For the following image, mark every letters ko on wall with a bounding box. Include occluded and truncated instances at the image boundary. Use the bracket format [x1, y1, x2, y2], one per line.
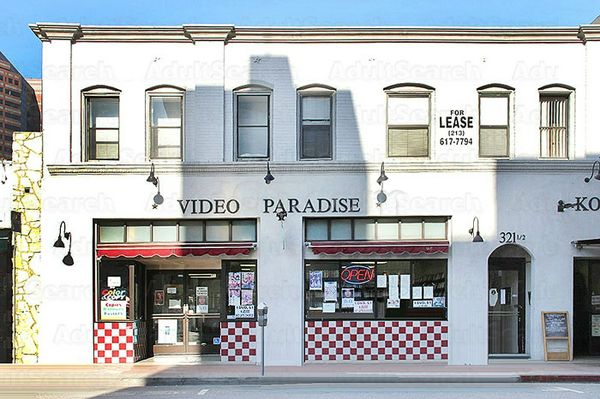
[178, 198, 361, 215]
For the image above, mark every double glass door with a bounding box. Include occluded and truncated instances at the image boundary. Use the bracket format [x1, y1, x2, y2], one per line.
[149, 270, 221, 355]
[488, 259, 526, 355]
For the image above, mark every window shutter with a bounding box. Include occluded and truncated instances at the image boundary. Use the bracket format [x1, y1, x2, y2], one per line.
[388, 128, 428, 157]
[480, 127, 508, 157]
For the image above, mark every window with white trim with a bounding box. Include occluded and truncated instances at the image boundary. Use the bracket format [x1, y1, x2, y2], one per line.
[539, 87, 571, 158]
[298, 86, 334, 159]
[478, 86, 512, 158]
[386, 85, 433, 157]
[83, 87, 120, 161]
[147, 86, 184, 160]
[235, 86, 271, 159]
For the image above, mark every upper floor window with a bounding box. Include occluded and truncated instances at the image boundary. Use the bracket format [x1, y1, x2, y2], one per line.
[147, 86, 184, 160]
[385, 84, 433, 158]
[235, 85, 271, 159]
[298, 85, 335, 160]
[83, 86, 120, 161]
[539, 84, 574, 159]
[478, 84, 513, 158]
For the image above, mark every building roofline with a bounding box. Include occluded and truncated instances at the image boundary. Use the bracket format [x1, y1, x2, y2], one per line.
[28, 23, 591, 44]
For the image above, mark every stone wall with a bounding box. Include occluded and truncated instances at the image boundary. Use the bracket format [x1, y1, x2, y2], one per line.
[12, 131, 42, 364]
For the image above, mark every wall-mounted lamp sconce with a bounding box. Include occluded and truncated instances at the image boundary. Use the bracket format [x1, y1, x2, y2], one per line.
[276, 209, 288, 250]
[147, 163, 163, 209]
[557, 199, 576, 212]
[264, 162, 275, 184]
[585, 160, 600, 183]
[376, 162, 388, 206]
[146, 163, 158, 185]
[153, 177, 164, 209]
[276, 209, 288, 222]
[53, 221, 74, 266]
[469, 217, 484, 243]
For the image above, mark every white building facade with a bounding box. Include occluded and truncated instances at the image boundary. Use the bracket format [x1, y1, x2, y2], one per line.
[29, 21, 600, 365]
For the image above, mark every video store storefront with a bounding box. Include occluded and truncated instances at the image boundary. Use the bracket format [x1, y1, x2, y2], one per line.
[303, 216, 449, 361]
[93, 219, 259, 363]
[92, 213, 450, 364]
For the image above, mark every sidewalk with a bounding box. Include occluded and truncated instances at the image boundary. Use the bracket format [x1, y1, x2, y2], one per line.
[1, 360, 600, 387]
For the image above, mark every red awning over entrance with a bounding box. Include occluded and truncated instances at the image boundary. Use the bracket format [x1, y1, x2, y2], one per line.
[96, 242, 256, 259]
[307, 241, 449, 255]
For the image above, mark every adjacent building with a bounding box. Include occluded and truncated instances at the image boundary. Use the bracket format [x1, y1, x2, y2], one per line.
[0, 52, 41, 160]
[21, 19, 600, 366]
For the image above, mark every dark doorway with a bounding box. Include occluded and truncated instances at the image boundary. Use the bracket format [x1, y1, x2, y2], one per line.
[0, 229, 12, 363]
[573, 259, 600, 357]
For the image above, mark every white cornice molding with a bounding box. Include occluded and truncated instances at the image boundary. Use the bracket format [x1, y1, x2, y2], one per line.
[46, 160, 596, 176]
[579, 25, 600, 43]
[28, 24, 584, 44]
[29, 23, 82, 42]
[182, 25, 235, 43]
[230, 26, 582, 44]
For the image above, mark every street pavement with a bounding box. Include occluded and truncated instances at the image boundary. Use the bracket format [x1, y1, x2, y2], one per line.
[2, 383, 600, 399]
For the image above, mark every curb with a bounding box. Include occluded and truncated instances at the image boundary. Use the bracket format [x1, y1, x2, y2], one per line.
[520, 375, 600, 383]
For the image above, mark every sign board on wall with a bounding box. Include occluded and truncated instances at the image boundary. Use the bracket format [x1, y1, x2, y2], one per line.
[541, 311, 572, 361]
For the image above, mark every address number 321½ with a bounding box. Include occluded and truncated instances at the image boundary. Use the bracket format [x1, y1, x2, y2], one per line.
[499, 231, 526, 244]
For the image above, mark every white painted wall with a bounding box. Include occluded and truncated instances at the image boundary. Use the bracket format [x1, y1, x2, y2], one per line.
[36, 26, 600, 365]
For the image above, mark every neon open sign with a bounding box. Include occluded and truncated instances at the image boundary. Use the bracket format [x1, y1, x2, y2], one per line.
[340, 265, 374, 285]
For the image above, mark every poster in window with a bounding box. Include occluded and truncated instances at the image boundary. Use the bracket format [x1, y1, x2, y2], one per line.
[241, 289, 253, 306]
[322, 302, 336, 313]
[100, 300, 127, 320]
[235, 305, 254, 318]
[324, 281, 337, 302]
[400, 275, 411, 299]
[412, 286, 423, 300]
[353, 300, 373, 313]
[309, 271, 323, 291]
[387, 298, 400, 308]
[107, 276, 121, 288]
[423, 286, 434, 299]
[154, 290, 165, 306]
[341, 288, 354, 308]
[196, 286, 208, 313]
[377, 274, 387, 288]
[168, 299, 181, 309]
[241, 272, 255, 290]
[592, 315, 600, 337]
[157, 319, 178, 344]
[433, 297, 446, 308]
[166, 286, 177, 294]
[388, 275, 399, 300]
[229, 289, 241, 306]
[228, 272, 241, 290]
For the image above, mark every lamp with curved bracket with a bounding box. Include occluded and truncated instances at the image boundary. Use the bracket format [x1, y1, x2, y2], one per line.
[469, 217, 484, 242]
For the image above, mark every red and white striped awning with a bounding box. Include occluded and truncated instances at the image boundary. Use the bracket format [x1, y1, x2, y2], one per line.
[306, 241, 449, 255]
[96, 242, 256, 259]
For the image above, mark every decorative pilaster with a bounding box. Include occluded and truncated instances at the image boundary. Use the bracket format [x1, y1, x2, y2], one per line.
[12, 131, 43, 364]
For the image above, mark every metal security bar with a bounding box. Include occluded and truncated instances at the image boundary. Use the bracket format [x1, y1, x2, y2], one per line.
[540, 96, 568, 158]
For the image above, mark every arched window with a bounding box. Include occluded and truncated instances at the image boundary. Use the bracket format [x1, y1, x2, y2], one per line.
[233, 84, 272, 159]
[146, 85, 185, 160]
[384, 84, 434, 158]
[477, 84, 514, 158]
[538, 84, 574, 159]
[297, 84, 336, 160]
[82, 86, 121, 161]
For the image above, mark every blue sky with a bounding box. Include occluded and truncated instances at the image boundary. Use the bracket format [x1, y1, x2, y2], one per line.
[1, 0, 600, 78]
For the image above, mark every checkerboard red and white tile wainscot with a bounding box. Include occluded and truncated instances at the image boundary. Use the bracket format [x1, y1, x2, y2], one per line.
[93, 322, 136, 364]
[220, 321, 257, 362]
[305, 320, 448, 361]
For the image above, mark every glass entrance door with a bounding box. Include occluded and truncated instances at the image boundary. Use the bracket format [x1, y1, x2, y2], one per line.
[148, 270, 221, 355]
[488, 258, 526, 355]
